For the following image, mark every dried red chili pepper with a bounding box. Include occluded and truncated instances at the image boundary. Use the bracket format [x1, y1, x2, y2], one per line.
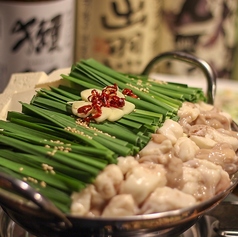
[122, 88, 138, 98]
[110, 96, 125, 108]
[92, 107, 102, 118]
[78, 84, 128, 122]
[77, 105, 92, 114]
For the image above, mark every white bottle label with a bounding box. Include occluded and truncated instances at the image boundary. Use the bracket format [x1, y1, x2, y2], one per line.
[0, 0, 75, 92]
[75, 0, 162, 75]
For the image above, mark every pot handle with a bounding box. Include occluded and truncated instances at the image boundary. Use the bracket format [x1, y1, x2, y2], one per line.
[142, 51, 217, 105]
[0, 172, 72, 229]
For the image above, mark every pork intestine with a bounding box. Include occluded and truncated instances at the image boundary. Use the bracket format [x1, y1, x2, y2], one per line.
[70, 102, 237, 217]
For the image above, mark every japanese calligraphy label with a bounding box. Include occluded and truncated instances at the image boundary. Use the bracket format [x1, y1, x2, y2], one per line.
[0, 0, 75, 92]
[158, 0, 237, 79]
[75, 0, 162, 75]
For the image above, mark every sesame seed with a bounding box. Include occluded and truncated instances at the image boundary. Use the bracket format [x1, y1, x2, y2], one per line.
[40, 181, 47, 188]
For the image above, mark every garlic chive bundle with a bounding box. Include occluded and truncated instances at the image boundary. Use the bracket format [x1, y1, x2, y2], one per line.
[0, 59, 206, 213]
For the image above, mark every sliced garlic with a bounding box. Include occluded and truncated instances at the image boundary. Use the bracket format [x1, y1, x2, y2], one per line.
[72, 101, 92, 118]
[80, 89, 101, 101]
[95, 107, 112, 123]
[74, 88, 135, 122]
[121, 101, 135, 114]
[116, 91, 125, 98]
[108, 108, 125, 121]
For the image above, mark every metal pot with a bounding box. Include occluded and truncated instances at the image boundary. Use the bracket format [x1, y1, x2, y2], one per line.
[0, 51, 237, 237]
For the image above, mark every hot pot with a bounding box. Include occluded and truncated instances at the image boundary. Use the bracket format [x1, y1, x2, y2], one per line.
[0, 51, 237, 237]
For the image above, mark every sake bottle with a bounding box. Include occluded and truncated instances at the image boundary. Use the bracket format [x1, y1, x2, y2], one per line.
[0, 0, 76, 92]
